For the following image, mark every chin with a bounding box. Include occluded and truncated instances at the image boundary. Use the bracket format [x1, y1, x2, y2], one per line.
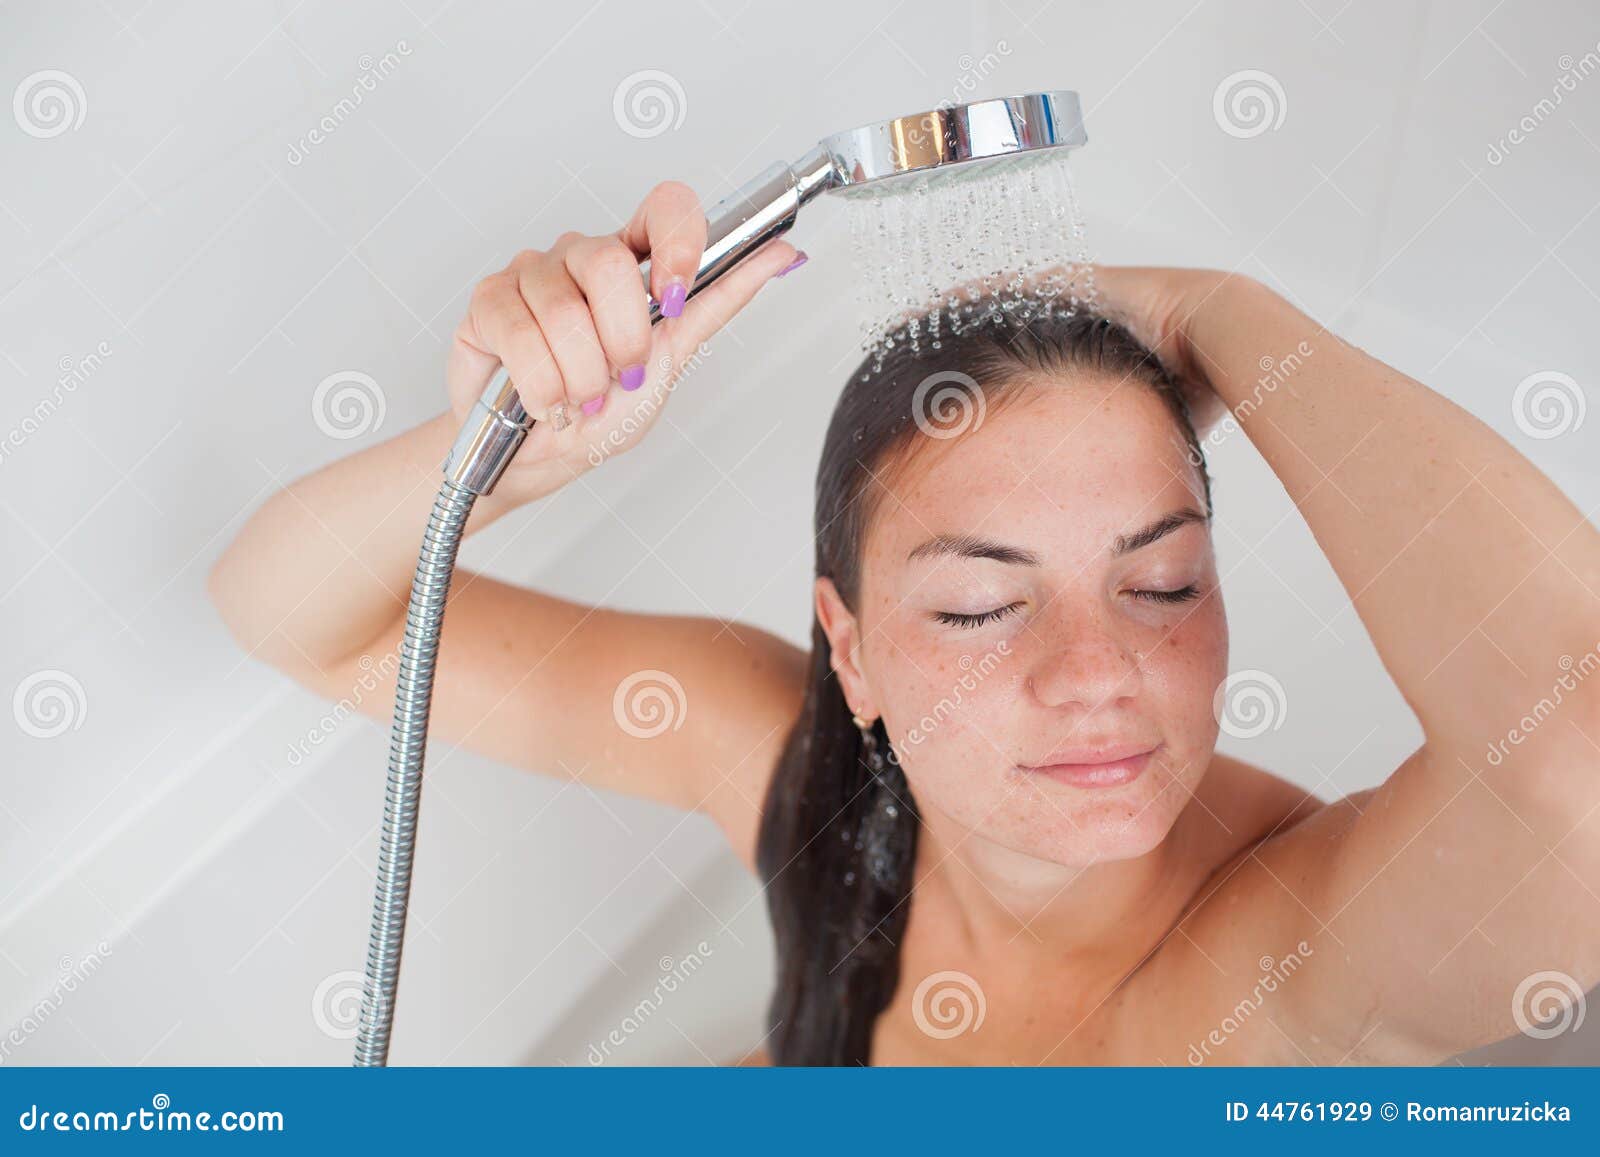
[981, 746, 1210, 867]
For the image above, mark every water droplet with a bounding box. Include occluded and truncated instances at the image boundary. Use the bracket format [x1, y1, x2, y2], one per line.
[842, 150, 1094, 366]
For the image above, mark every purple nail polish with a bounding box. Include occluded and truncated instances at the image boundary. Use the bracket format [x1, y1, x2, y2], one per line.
[582, 394, 605, 416]
[660, 278, 688, 318]
[620, 363, 646, 391]
[775, 251, 809, 278]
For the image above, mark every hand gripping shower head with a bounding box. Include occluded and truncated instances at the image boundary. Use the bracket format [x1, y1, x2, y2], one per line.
[439, 89, 1088, 495]
[355, 91, 1088, 1066]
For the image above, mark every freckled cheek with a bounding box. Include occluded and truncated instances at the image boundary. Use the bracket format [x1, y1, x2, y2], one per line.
[867, 630, 1020, 785]
[1141, 601, 1228, 747]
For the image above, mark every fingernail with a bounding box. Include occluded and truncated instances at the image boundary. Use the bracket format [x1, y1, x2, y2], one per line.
[660, 277, 688, 318]
[549, 403, 571, 432]
[774, 251, 809, 278]
[620, 363, 646, 391]
[581, 394, 605, 416]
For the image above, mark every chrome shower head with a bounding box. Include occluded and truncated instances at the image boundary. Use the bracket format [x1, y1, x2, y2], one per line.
[444, 90, 1087, 495]
[816, 89, 1088, 194]
[637, 90, 1088, 318]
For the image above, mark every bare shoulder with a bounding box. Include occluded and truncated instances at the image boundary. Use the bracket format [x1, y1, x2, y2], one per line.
[1186, 754, 1330, 879]
[1123, 756, 1382, 1063]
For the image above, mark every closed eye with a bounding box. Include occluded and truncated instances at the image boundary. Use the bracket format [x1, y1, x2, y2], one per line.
[932, 601, 1024, 629]
[1127, 584, 1201, 605]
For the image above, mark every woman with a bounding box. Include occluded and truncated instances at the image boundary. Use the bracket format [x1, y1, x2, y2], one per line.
[210, 181, 1600, 1066]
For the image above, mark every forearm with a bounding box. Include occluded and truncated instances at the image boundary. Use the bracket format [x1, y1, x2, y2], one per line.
[1189, 277, 1600, 747]
[208, 412, 524, 673]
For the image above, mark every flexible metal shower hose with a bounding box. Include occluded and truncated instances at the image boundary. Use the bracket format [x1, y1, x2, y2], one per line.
[353, 479, 476, 1066]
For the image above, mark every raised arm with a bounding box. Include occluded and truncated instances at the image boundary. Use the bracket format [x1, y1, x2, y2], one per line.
[1098, 267, 1600, 1062]
[209, 184, 807, 863]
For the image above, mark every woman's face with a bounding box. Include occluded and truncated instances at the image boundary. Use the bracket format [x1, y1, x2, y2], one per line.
[826, 374, 1227, 868]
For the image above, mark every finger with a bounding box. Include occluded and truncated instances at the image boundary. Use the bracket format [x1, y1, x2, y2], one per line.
[617, 180, 707, 316]
[563, 234, 652, 392]
[516, 244, 609, 412]
[671, 238, 801, 352]
[468, 270, 568, 423]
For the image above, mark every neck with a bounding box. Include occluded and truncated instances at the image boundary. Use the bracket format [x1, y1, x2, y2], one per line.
[914, 801, 1204, 977]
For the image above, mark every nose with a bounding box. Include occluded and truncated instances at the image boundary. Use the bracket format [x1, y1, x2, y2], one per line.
[1026, 601, 1144, 711]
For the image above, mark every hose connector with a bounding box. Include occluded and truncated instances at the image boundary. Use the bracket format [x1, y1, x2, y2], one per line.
[441, 366, 532, 496]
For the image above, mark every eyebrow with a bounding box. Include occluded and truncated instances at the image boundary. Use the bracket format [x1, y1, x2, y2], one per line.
[905, 508, 1208, 566]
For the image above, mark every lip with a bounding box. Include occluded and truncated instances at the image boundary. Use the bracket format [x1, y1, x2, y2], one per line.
[1019, 743, 1159, 789]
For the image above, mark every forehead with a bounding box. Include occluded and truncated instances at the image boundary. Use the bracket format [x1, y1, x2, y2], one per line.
[867, 377, 1203, 560]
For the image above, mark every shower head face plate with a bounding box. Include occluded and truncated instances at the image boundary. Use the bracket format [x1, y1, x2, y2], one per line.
[819, 90, 1087, 198]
